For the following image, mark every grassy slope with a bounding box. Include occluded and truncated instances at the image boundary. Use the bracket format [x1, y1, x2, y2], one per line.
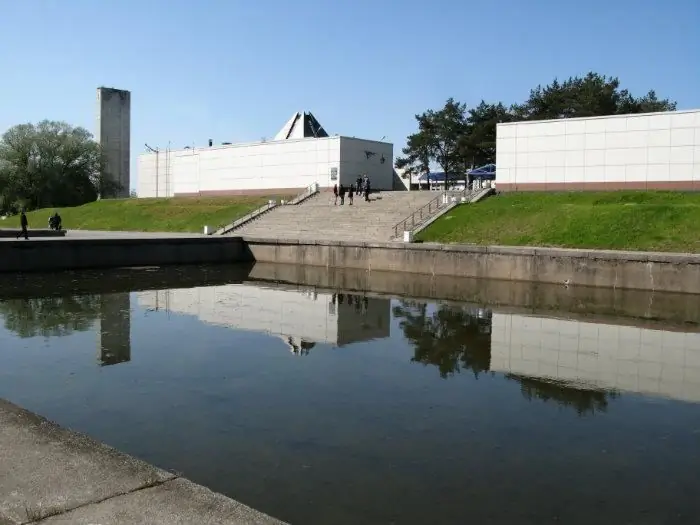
[20, 195, 293, 233]
[417, 191, 700, 253]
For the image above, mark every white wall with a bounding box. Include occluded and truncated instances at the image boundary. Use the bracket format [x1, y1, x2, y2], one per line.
[490, 313, 700, 403]
[496, 110, 700, 190]
[137, 136, 342, 197]
[338, 138, 394, 190]
[137, 149, 176, 198]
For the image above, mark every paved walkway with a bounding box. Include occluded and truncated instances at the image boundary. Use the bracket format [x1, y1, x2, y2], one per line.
[0, 399, 286, 524]
[0, 230, 208, 242]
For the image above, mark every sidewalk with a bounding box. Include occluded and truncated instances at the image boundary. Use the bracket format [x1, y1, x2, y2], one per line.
[0, 399, 286, 524]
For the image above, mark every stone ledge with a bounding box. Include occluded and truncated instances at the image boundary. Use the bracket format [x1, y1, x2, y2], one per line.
[0, 399, 285, 525]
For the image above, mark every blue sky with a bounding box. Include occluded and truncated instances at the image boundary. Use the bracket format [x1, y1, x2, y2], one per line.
[1, 0, 699, 190]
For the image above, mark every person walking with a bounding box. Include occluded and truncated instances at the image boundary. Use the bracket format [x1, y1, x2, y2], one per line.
[333, 184, 338, 205]
[348, 184, 355, 205]
[16, 210, 29, 240]
[356, 176, 363, 194]
[339, 184, 346, 205]
[364, 179, 371, 202]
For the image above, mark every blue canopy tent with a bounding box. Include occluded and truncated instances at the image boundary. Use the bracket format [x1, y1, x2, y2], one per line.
[417, 172, 466, 184]
[467, 164, 496, 180]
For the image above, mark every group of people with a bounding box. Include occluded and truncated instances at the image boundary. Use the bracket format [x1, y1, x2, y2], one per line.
[13, 210, 63, 240]
[333, 174, 371, 205]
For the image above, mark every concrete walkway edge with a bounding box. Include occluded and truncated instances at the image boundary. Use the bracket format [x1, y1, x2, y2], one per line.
[0, 399, 287, 525]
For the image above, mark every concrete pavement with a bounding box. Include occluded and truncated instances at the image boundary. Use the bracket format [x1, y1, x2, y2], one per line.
[0, 399, 286, 525]
[0, 230, 208, 242]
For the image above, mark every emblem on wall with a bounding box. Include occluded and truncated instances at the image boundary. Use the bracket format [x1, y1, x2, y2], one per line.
[380, 154, 386, 164]
[364, 150, 376, 160]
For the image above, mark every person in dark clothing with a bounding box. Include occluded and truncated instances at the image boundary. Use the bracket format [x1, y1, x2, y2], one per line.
[356, 176, 363, 194]
[348, 184, 354, 205]
[53, 212, 62, 231]
[364, 179, 371, 202]
[339, 184, 346, 205]
[333, 184, 338, 205]
[17, 211, 29, 240]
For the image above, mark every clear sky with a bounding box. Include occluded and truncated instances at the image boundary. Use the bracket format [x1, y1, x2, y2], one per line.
[1, 0, 699, 190]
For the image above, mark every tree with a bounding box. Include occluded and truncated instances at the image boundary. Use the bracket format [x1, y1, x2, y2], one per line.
[0, 120, 120, 213]
[460, 101, 514, 167]
[395, 98, 468, 187]
[0, 295, 101, 338]
[511, 72, 676, 120]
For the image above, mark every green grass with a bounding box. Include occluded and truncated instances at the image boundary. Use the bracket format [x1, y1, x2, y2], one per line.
[19, 195, 293, 233]
[417, 191, 700, 253]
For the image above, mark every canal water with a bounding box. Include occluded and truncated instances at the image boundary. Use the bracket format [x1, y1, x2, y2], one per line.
[1, 264, 699, 525]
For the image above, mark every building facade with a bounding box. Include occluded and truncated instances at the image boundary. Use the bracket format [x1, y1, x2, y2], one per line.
[96, 87, 131, 198]
[137, 112, 394, 197]
[496, 109, 700, 191]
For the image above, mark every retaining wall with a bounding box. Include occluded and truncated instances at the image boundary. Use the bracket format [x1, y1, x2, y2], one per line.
[0, 237, 247, 273]
[243, 238, 700, 294]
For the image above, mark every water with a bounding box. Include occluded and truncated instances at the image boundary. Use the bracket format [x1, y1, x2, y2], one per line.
[1, 264, 700, 525]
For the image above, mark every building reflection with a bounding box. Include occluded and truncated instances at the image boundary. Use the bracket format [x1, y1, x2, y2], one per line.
[395, 299, 700, 408]
[136, 284, 391, 352]
[97, 293, 131, 366]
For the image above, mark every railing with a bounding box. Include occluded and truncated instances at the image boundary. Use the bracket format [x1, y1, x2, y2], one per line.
[211, 182, 320, 235]
[287, 182, 320, 205]
[391, 187, 483, 239]
[392, 192, 446, 239]
[213, 200, 278, 235]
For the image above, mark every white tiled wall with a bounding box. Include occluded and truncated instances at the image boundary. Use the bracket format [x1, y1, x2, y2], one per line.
[490, 313, 700, 403]
[136, 136, 395, 197]
[496, 110, 700, 186]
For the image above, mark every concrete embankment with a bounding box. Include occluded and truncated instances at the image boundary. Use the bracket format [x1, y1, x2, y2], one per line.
[243, 237, 700, 294]
[0, 399, 286, 525]
[0, 232, 246, 273]
[246, 262, 700, 330]
[2, 230, 699, 294]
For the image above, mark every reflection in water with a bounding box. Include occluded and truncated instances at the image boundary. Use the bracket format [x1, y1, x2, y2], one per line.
[506, 375, 620, 416]
[490, 312, 700, 404]
[393, 301, 492, 378]
[137, 285, 390, 350]
[0, 296, 101, 338]
[98, 293, 131, 366]
[393, 300, 621, 415]
[2, 266, 700, 525]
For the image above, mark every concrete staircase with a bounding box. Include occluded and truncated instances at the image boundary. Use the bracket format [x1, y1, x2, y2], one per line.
[230, 190, 441, 242]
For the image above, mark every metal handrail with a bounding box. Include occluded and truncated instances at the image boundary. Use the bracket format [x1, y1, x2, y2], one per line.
[391, 186, 479, 238]
[288, 182, 319, 205]
[214, 200, 277, 235]
[392, 192, 446, 238]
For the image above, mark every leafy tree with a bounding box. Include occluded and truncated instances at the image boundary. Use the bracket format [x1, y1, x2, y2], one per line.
[0, 295, 101, 338]
[393, 301, 492, 378]
[395, 98, 468, 185]
[460, 101, 514, 167]
[0, 120, 121, 213]
[511, 72, 676, 120]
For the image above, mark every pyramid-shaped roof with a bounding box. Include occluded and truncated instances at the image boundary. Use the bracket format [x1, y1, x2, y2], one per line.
[274, 111, 329, 140]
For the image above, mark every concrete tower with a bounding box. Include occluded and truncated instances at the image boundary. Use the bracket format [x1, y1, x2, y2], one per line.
[96, 87, 131, 198]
